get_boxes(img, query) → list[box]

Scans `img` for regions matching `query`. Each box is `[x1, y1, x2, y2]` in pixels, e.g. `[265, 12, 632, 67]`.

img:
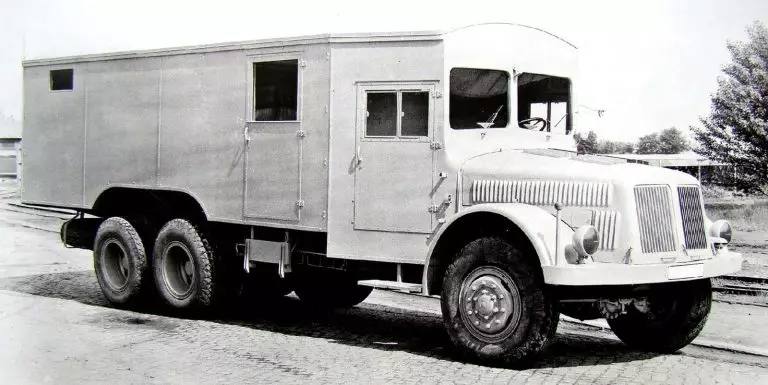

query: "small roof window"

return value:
[50, 69, 74, 91]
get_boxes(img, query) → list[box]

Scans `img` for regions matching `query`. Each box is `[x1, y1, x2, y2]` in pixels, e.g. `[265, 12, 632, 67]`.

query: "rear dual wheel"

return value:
[93, 217, 149, 306]
[152, 219, 216, 310]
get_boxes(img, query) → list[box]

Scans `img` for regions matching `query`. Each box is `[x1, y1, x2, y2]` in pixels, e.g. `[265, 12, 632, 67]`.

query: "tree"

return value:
[574, 130, 598, 154]
[658, 127, 690, 154]
[635, 133, 661, 154]
[598, 140, 634, 154]
[692, 21, 768, 195]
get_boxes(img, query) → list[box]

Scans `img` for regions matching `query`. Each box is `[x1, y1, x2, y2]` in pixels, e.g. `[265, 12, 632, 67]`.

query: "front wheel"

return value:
[441, 236, 558, 366]
[608, 279, 712, 353]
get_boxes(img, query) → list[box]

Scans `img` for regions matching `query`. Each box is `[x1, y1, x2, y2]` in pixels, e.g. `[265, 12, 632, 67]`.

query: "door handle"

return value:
[243, 126, 251, 144]
[356, 146, 363, 166]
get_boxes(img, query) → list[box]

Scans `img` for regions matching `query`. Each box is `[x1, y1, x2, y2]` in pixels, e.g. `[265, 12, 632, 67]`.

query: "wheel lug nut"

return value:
[481, 289, 488, 294]
[501, 308, 506, 312]
[499, 295, 504, 299]
[486, 324, 491, 329]
[474, 321, 479, 325]
[484, 315, 489, 320]
[493, 307, 498, 313]
[467, 310, 473, 315]
[495, 320, 501, 324]
[471, 286, 477, 291]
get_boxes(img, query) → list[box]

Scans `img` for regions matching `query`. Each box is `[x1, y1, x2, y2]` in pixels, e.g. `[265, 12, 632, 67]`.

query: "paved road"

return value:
[0, 204, 767, 384]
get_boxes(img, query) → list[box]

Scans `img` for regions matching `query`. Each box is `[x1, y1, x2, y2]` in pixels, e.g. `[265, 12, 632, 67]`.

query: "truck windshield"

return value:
[449, 68, 509, 129]
[517, 73, 572, 134]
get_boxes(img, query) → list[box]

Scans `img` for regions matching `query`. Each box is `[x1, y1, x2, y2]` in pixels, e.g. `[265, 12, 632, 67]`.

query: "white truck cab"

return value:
[22, 23, 740, 366]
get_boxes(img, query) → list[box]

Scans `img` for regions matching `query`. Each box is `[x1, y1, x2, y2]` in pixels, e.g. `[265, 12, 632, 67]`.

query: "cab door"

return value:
[353, 83, 436, 233]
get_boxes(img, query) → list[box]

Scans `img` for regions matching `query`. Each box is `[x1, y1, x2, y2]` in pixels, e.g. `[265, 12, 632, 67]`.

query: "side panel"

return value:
[327, 41, 444, 262]
[158, 51, 246, 221]
[21, 64, 86, 207]
[25, 43, 330, 231]
[84, 58, 161, 204]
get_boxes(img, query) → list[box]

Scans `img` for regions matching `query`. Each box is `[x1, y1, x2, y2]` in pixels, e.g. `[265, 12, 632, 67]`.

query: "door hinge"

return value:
[433, 90, 443, 99]
[296, 130, 306, 138]
[299, 59, 308, 68]
[430, 142, 443, 150]
[428, 204, 440, 213]
[295, 200, 305, 208]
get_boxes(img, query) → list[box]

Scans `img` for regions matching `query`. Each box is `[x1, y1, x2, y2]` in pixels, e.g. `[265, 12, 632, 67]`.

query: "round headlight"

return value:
[709, 220, 732, 243]
[573, 225, 600, 256]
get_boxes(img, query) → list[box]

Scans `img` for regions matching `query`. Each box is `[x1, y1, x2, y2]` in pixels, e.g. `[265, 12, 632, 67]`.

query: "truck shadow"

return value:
[0, 271, 662, 369]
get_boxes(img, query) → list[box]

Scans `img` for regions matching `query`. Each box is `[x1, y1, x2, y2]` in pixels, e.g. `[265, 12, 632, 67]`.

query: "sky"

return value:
[1, 0, 766, 141]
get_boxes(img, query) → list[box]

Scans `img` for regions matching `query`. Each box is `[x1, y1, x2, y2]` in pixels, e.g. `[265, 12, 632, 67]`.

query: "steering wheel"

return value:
[519, 117, 549, 131]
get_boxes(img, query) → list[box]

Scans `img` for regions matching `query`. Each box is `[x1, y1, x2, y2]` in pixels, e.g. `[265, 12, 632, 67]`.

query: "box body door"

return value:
[353, 83, 435, 233]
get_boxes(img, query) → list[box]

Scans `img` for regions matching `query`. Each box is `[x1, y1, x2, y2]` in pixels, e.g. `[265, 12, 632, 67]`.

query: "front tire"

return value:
[152, 219, 216, 310]
[607, 279, 712, 353]
[93, 217, 149, 306]
[441, 236, 558, 366]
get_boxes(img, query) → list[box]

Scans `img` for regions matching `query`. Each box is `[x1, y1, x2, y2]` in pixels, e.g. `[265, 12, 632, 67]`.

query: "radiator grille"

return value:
[634, 185, 676, 253]
[591, 210, 619, 250]
[471, 180, 610, 207]
[678, 186, 707, 249]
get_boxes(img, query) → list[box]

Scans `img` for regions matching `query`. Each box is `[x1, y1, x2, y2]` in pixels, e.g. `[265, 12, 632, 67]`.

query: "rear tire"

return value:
[293, 268, 372, 309]
[607, 279, 712, 353]
[441, 236, 558, 366]
[152, 219, 216, 310]
[93, 217, 148, 306]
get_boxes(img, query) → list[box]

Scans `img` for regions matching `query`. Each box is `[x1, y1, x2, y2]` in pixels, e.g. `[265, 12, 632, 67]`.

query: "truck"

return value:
[21, 23, 742, 365]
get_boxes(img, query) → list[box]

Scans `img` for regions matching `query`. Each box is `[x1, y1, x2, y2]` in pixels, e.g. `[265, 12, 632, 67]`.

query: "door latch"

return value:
[430, 142, 442, 150]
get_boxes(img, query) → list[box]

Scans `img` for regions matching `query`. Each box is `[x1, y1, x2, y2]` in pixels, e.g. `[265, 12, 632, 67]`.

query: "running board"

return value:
[358, 280, 423, 293]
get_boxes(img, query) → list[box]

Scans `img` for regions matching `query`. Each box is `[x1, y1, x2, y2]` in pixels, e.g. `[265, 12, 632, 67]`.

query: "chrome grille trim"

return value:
[591, 210, 619, 250]
[634, 185, 676, 253]
[678, 186, 707, 249]
[471, 180, 611, 207]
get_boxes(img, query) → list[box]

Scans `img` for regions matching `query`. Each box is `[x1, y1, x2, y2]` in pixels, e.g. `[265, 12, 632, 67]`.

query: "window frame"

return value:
[246, 53, 303, 123]
[49, 68, 74, 92]
[448, 67, 511, 130]
[356, 81, 436, 143]
[515, 72, 573, 134]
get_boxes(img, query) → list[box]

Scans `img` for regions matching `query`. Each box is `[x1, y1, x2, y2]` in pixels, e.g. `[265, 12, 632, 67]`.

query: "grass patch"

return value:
[706, 200, 768, 232]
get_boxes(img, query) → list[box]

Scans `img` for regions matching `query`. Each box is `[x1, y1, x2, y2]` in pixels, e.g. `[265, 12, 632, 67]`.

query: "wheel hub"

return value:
[102, 239, 130, 290]
[458, 267, 522, 341]
[162, 241, 195, 298]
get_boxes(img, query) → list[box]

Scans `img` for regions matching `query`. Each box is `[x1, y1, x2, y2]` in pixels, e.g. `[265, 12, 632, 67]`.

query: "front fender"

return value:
[422, 203, 574, 294]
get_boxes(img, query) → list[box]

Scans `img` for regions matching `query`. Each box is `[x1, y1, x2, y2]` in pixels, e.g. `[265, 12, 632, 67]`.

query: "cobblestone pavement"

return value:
[1, 206, 767, 384]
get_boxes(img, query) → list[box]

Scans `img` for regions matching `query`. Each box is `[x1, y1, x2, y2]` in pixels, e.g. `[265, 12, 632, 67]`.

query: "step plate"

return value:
[358, 279, 423, 293]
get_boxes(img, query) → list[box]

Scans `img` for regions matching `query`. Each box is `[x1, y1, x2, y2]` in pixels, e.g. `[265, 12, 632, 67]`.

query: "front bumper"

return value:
[542, 250, 742, 286]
